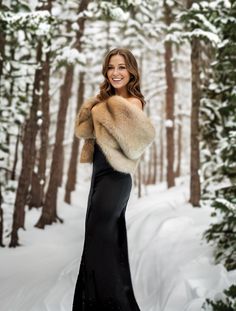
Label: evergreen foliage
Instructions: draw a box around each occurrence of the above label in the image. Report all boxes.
[201,0,236,272]
[180,1,236,307]
[0,0,52,240]
[180,0,236,271]
[202,284,236,311]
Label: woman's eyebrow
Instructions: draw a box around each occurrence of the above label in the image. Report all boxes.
[108,63,126,66]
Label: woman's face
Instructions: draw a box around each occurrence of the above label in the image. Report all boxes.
[107,54,131,91]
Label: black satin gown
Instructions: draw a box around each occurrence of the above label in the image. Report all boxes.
[72,141,141,311]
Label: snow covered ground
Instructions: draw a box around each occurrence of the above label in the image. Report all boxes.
[0,169,235,311]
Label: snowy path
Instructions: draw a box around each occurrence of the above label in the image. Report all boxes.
[0,176,235,311]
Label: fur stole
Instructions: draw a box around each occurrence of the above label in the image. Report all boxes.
[75,95,156,174]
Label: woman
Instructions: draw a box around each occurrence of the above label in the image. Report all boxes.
[72,48,155,311]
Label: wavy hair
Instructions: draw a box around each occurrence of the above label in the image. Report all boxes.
[97,48,146,109]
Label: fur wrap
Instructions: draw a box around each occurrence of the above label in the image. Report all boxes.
[75,95,156,174]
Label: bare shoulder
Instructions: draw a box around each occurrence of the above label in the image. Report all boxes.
[126,97,143,111]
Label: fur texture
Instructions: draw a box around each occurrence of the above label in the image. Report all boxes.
[75,95,156,174]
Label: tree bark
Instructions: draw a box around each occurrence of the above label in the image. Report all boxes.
[11,129,21,181]
[0,185,4,247]
[9,42,42,247]
[64,0,90,204]
[29,48,51,208]
[187,0,201,206]
[175,109,182,177]
[35,66,74,228]
[0,12,5,83]
[152,141,157,184]
[164,1,175,188]
[35,0,90,228]
[160,102,164,182]
[64,72,85,204]
[189,36,201,206]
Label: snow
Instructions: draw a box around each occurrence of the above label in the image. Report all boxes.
[37,110,43,117]
[36,22,51,37]
[184,30,220,45]
[0,11,51,27]
[165,119,174,128]
[55,47,87,65]
[128,0,142,5]
[0,175,235,311]
[110,7,130,21]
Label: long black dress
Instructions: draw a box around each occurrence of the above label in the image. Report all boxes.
[72,141,141,311]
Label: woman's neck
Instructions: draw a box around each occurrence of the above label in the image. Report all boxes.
[115,88,130,98]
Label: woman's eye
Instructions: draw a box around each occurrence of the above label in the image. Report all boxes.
[107,66,126,70]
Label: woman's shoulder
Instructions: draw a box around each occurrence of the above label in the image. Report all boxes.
[106,95,143,111]
[126,97,143,111]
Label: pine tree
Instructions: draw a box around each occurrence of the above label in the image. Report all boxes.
[35,0,91,228]
[8,1,53,247]
[0,1,52,246]
[180,0,236,307]
[180,0,236,268]
[201,0,236,272]
[202,284,236,311]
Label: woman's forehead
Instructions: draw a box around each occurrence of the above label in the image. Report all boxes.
[108,54,126,64]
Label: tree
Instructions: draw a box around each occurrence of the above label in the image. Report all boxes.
[0,185,4,247]
[186,0,201,206]
[203,0,236,270]
[182,0,236,270]
[9,40,43,246]
[5,3,52,247]
[189,33,201,206]
[64,0,89,205]
[164,0,175,188]
[35,0,91,228]
[202,284,236,311]
[64,72,84,204]
[28,8,52,209]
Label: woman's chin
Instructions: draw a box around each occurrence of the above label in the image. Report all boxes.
[111,84,127,90]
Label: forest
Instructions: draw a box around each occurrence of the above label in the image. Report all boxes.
[0,0,235,310]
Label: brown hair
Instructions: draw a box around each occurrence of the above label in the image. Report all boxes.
[97,48,146,109]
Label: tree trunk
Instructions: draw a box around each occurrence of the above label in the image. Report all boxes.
[35,0,90,228]
[28,171,42,209]
[175,108,182,177]
[160,109,164,183]
[0,12,5,83]
[11,84,30,181]
[35,66,74,228]
[11,128,21,181]
[146,145,152,185]
[164,1,175,188]
[189,36,201,206]
[0,185,4,247]
[152,141,157,184]
[29,48,51,208]
[57,149,64,188]
[64,72,85,204]
[9,42,42,247]
[64,0,90,204]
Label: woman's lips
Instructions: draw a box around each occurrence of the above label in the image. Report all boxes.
[112,78,122,82]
